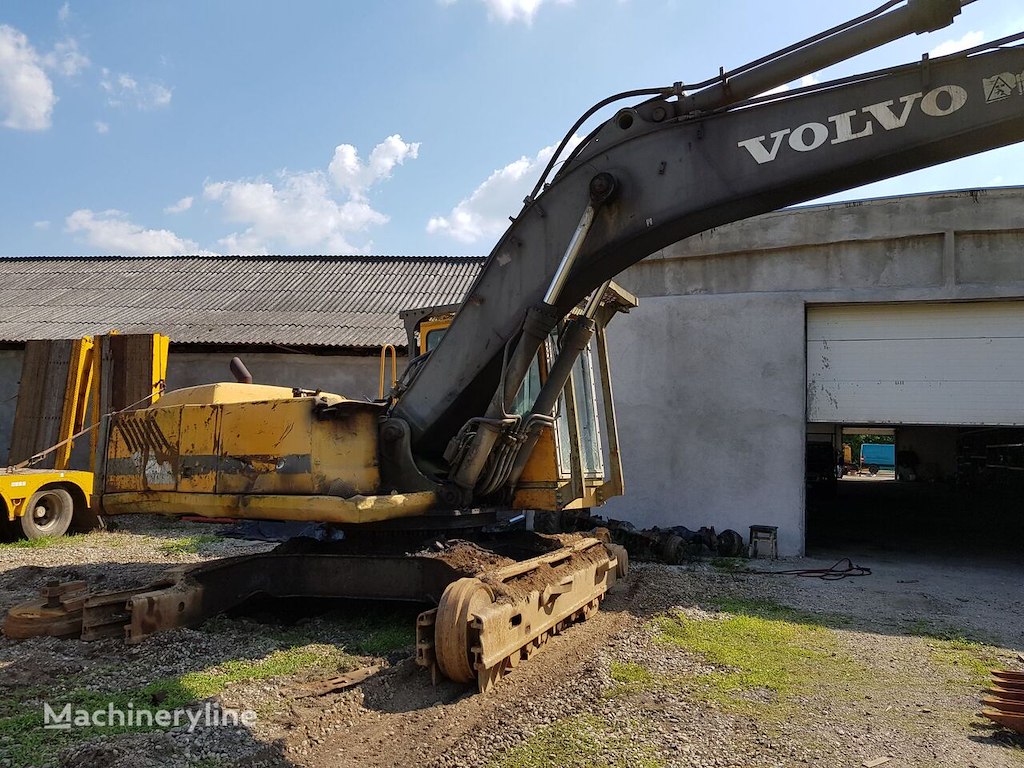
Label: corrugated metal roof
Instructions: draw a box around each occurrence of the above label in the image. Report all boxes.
[0,255,484,349]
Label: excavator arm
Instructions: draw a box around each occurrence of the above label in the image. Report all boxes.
[390,0,1024,504]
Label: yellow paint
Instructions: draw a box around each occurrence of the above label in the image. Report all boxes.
[155,382,316,407]
[101,490,437,524]
[176,405,219,493]
[418,318,452,355]
[512,482,604,511]
[105,387,384,507]
[0,469,93,521]
[379,344,398,399]
[54,336,95,470]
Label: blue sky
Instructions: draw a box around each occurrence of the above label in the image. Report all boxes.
[1,0,1022,257]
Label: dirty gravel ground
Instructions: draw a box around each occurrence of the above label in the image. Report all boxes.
[0,515,1021,768]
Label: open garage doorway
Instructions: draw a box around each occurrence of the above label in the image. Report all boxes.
[806,423,1024,560]
[803,302,1024,561]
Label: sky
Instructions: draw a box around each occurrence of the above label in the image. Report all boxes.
[1,0,1023,258]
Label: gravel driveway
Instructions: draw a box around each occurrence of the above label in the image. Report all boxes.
[0,516,1021,768]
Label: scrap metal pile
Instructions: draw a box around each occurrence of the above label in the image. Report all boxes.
[981,666,1024,734]
[546,510,747,563]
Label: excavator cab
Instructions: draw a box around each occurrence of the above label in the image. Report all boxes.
[398,282,636,513]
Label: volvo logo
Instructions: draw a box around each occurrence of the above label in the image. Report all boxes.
[736,84,969,165]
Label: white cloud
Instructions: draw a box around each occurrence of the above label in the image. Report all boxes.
[42,38,89,77]
[757,72,820,98]
[444,0,569,24]
[0,25,56,130]
[66,209,201,255]
[929,31,984,58]
[329,134,420,198]
[205,136,419,254]
[58,3,71,23]
[100,67,172,109]
[94,120,109,134]
[33,220,50,230]
[427,136,581,244]
[164,196,193,214]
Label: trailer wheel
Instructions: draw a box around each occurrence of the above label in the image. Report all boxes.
[20,489,74,539]
[868,464,879,476]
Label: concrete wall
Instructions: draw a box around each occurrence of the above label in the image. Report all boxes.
[602,294,807,556]
[166,351,384,400]
[605,187,1024,555]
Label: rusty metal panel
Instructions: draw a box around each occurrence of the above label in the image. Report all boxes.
[310,402,380,497]
[8,339,74,467]
[104,409,180,493]
[217,398,314,494]
[176,405,219,493]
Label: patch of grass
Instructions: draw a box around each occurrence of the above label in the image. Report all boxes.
[926,636,1001,687]
[143,644,353,705]
[901,619,1001,686]
[0,535,72,550]
[485,713,663,768]
[604,661,656,699]
[347,616,415,656]
[610,661,653,685]
[653,598,861,713]
[711,597,850,628]
[157,534,221,555]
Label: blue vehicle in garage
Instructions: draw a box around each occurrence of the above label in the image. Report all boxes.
[860,444,896,475]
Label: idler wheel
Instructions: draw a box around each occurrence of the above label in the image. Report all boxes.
[434,578,495,684]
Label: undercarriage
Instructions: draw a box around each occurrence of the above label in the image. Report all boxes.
[4,529,627,694]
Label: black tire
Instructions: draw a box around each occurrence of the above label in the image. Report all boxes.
[868,465,879,476]
[20,488,74,539]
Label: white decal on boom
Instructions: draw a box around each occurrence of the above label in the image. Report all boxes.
[737,84,968,164]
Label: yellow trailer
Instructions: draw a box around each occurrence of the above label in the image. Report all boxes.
[2,333,168,539]
[0,468,95,539]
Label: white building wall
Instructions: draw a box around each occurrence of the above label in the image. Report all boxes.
[607,187,1024,555]
[602,294,807,556]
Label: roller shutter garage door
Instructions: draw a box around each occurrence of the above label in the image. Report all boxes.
[806,301,1024,425]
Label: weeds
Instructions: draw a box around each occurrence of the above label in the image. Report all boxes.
[653,598,862,714]
[0,535,72,550]
[604,661,656,699]
[709,557,750,573]
[485,713,663,768]
[157,534,221,555]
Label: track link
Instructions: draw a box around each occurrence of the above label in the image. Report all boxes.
[416,538,627,692]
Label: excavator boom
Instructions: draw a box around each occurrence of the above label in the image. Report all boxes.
[393,11,1024,504]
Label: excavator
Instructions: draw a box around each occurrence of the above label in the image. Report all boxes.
[7,0,1024,693]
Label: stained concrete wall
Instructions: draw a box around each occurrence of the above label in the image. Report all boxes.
[166,352,384,400]
[602,294,807,556]
[603,187,1024,555]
